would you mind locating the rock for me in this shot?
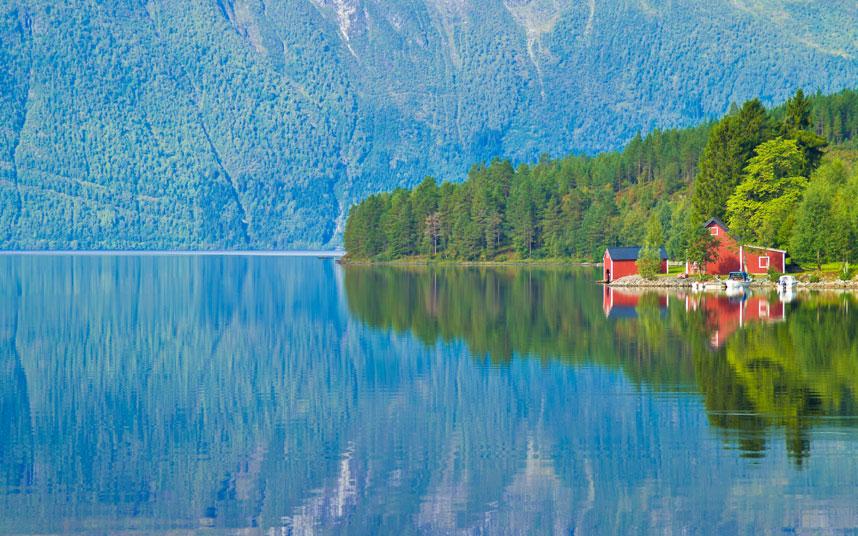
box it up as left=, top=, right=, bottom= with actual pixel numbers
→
left=609, top=275, right=691, bottom=287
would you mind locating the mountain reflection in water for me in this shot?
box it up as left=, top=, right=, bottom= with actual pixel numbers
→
left=2, top=256, right=858, bottom=533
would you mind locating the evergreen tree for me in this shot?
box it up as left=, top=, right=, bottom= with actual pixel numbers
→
left=343, top=89, right=858, bottom=262
left=541, top=195, right=566, bottom=258
left=411, top=177, right=440, bottom=254
left=692, top=99, right=772, bottom=221
left=790, top=179, right=836, bottom=270
left=424, top=212, right=442, bottom=256
left=791, top=160, right=853, bottom=269
left=784, top=89, right=812, bottom=132
left=578, top=187, right=617, bottom=260
left=382, top=189, right=416, bottom=258
left=781, top=89, right=828, bottom=174
left=344, top=195, right=386, bottom=258
left=508, top=178, right=538, bottom=257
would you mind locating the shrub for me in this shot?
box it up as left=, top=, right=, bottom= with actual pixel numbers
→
left=767, top=267, right=780, bottom=283
left=637, top=244, right=662, bottom=280
left=839, top=263, right=853, bottom=281
left=809, top=272, right=821, bottom=283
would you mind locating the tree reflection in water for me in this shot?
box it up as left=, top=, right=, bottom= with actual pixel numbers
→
left=345, top=265, right=858, bottom=464
left=3, top=257, right=858, bottom=533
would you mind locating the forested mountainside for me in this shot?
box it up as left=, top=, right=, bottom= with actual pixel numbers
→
left=344, top=89, right=858, bottom=266
left=1, top=1, right=858, bottom=249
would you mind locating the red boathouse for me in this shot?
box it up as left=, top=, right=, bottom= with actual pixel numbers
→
left=687, top=218, right=786, bottom=275
left=603, top=246, right=668, bottom=283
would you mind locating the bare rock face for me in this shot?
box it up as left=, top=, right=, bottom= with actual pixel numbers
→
left=310, top=0, right=365, bottom=44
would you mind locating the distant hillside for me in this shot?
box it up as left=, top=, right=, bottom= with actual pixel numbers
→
left=343, top=89, right=858, bottom=266
left=2, top=1, right=858, bottom=249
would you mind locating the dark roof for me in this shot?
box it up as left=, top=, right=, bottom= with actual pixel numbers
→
left=606, top=246, right=668, bottom=261
left=703, top=217, right=730, bottom=233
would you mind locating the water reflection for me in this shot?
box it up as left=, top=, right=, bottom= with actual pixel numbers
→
left=345, top=266, right=858, bottom=464
left=2, top=257, right=858, bottom=533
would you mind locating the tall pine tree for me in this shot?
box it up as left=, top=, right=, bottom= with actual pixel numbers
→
left=692, top=99, right=772, bottom=221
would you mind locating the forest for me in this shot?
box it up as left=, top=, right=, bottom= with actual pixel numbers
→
left=344, top=89, right=858, bottom=270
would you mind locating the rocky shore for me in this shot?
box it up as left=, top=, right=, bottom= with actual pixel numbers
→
left=608, top=275, right=692, bottom=287
left=609, top=275, right=858, bottom=290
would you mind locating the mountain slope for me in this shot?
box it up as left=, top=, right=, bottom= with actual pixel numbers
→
left=1, top=0, right=856, bottom=249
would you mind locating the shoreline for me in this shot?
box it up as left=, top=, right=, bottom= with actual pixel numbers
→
left=337, top=258, right=858, bottom=289
left=608, top=275, right=858, bottom=290
left=0, top=250, right=345, bottom=257
left=338, top=257, right=600, bottom=268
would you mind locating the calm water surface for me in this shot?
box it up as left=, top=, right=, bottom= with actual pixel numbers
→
left=2, top=255, right=858, bottom=534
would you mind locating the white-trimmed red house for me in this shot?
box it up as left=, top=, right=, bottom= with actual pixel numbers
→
left=686, top=217, right=787, bottom=275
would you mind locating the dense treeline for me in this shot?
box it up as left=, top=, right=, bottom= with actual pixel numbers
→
left=345, top=89, right=858, bottom=268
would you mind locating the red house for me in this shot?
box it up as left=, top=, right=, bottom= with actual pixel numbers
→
left=603, top=246, right=668, bottom=283
left=687, top=217, right=786, bottom=275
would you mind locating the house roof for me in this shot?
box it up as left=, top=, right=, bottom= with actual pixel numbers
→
left=606, top=246, right=668, bottom=261
left=743, top=244, right=788, bottom=254
left=703, top=216, right=730, bottom=232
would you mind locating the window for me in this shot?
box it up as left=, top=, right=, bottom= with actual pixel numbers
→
left=710, top=226, right=719, bottom=236
left=759, top=256, right=769, bottom=270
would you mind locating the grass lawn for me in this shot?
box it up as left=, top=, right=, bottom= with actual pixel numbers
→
left=667, top=264, right=685, bottom=275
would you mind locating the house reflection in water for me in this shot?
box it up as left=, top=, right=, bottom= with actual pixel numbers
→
left=602, top=286, right=671, bottom=319
left=685, top=293, right=786, bottom=348
left=603, top=286, right=786, bottom=347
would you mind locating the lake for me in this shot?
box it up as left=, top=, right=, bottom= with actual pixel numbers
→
left=2, top=255, right=858, bottom=534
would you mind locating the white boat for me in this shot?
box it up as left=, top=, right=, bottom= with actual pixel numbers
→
left=778, top=275, right=797, bottom=290
left=725, top=271, right=751, bottom=293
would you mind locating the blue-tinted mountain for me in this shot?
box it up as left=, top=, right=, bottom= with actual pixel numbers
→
left=1, top=0, right=856, bottom=249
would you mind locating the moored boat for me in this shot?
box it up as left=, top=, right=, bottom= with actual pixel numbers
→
left=778, top=275, right=797, bottom=290
left=725, top=271, right=751, bottom=293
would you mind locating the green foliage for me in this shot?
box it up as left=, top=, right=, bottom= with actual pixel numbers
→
left=784, top=89, right=813, bottom=132
left=767, top=268, right=780, bottom=283
left=686, top=225, right=720, bottom=275
left=637, top=246, right=662, bottom=280
left=839, top=263, right=853, bottom=281
left=637, top=213, right=664, bottom=279
left=692, top=100, right=774, bottom=222
left=807, top=89, right=858, bottom=146
left=346, top=124, right=710, bottom=261
left=782, top=90, right=829, bottom=174
left=726, top=138, right=808, bottom=247
left=411, top=177, right=440, bottom=255
left=789, top=161, right=848, bottom=269
left=346, top=90, right=858, bottom=262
